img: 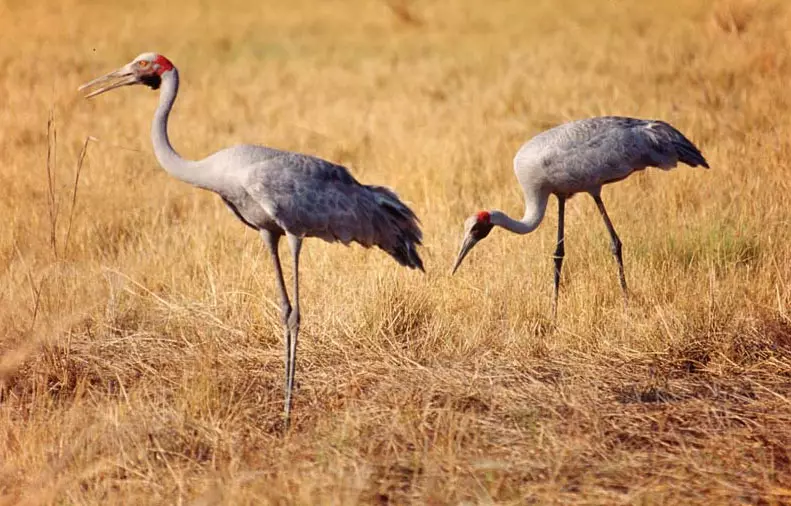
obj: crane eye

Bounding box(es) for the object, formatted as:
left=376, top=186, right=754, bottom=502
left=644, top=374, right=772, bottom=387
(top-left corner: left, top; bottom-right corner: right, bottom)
left=138, top=60, right=149, bottom=68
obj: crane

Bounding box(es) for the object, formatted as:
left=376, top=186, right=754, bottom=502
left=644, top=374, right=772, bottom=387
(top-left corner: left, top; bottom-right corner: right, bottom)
left=79, top=52, right=424, bottom=427
left=451, top=116, right=708, bottom=317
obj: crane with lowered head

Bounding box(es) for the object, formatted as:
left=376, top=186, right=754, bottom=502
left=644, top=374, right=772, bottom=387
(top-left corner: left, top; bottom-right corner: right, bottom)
left=452, top=116, right=708, bottom=317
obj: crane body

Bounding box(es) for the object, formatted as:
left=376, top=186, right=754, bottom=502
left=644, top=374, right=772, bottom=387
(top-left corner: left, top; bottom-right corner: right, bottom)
left=80, top=52, right=423, bottom=427
left=452, top=116, right=708, bottom=316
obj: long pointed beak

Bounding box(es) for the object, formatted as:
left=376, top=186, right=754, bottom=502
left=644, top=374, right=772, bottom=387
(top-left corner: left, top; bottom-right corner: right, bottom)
left=451, top=234, right=478, bottom=275
left=78, top=66, right=137, bottom=98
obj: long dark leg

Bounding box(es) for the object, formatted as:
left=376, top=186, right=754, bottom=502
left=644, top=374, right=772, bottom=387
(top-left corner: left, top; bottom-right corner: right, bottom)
left=284, top=233, right=302, bottom=427
left=552, top=195, right=566, bottom=319
left=592, top=195, right=627, bottom=304
left=261, top=230, right=293, bottom=424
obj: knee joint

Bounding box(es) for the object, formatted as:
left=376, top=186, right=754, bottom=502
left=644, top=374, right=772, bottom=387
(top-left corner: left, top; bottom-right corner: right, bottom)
left=287, top=311, right=300, bottom=331
left=280, top=303, right=292, bottom=325
left=553, top=243, right=565, bottom=259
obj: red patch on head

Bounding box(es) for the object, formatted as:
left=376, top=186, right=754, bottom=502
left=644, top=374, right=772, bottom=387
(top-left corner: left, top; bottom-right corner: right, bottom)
left=153, top=54, right=174, bottom=74
left=476, top=211, right=490, bottom=224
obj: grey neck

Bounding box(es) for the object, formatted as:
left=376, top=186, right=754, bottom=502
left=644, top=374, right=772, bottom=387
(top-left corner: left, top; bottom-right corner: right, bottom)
left=490, top=190, right=549, bottom=235
left=151, top=69, right=220, bottom=191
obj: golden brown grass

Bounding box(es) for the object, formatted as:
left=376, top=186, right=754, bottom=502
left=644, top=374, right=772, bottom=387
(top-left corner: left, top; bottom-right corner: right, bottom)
left=2, top=0, right=791, bottom=503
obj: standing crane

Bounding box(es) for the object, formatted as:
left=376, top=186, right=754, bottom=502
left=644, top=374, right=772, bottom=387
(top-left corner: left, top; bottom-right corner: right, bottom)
left=80, top=52, right=424, bottom=427
left=451, top=116, right=708, bottom=317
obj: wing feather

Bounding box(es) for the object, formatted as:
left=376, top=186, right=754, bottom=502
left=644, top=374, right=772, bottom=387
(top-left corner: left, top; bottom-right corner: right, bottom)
left=244, top=153, right=423, bottom=269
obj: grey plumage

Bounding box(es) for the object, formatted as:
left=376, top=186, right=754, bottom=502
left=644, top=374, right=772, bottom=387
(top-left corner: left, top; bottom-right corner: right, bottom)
left=514, top=116, right=708, bottom=196
left=80, top=52, right=423, bottom=429
left=212, top=146, right=423, bottom=270
left=453, top=115, right=708, bottom=316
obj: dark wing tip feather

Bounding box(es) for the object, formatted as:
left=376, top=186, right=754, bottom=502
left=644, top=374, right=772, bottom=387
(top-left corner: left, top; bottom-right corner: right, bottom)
left=675, top=141, right=709, bottom=168
left=653, top=120, right=710, bottom=169
left=408, top=242, right=425, bottom=272
left=367, top=185, right=424, bottom=271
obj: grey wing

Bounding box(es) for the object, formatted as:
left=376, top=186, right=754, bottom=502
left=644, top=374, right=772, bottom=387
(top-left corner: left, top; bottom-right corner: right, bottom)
left=635, top=119, right=709, bottom=169
left=245, top=154, right=378, bottom=243
left=530, top=117, right=708, bottom=189
left=244, top=153, right=423, bottom=269
left=565, top=118, right=666, bottom=184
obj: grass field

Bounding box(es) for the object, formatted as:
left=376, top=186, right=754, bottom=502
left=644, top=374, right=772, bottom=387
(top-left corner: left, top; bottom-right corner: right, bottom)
left=2, top=0, right=791, bottom=503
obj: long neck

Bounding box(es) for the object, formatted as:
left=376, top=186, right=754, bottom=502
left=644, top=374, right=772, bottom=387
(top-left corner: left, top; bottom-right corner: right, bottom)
left=151, top=69, right=219, bottom=191
left=491, top=189, right=549, bottom=235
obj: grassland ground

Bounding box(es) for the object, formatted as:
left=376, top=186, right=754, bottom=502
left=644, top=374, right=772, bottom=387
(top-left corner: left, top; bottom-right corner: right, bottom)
left=1, top=0, right=791, bottom=503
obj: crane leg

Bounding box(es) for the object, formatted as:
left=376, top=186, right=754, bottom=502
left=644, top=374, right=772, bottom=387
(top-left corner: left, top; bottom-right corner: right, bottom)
left=592, top=195, right=628, bottom=305
left=552, top=196, right=566, bottom=319
left=261, top=230, right=294, bottom=427
left=284, top=233, right=302, bottom=428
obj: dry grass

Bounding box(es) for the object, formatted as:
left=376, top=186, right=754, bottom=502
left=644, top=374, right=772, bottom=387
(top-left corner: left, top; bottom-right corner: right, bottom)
left=1, top=0, right=791, bottom=503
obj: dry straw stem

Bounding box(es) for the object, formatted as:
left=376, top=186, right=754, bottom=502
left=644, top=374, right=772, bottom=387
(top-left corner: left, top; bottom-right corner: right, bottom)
left=63, top=136, right=96, bottom=257
left=45, top=110, right=59, bottom=257
left=1, top=0, right=791, bottom=504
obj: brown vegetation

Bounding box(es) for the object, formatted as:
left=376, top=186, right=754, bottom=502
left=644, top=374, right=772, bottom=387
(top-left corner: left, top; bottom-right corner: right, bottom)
left=1, top=0, right=791, bottom=503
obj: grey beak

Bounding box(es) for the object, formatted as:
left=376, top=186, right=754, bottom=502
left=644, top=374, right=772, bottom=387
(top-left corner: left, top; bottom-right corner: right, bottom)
left=451, top=234, right=478, bottom=275
left=79, top=66, right=137, bottom=98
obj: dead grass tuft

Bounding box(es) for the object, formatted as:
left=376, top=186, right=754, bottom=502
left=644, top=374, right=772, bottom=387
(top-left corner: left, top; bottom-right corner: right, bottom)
left=711, top=0, right=760, bottom=34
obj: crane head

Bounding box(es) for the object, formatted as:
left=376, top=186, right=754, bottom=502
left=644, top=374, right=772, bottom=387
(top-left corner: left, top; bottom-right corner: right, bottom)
left=79, top=52, right=175, bottom=98
left=451, top=211, right=494, bottom=274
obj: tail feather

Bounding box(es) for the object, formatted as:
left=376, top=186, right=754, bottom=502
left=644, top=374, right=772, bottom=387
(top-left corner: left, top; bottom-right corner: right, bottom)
left=653, top=121, right=710, bottom=168
left=675, top=141, right=709, bottom=168
left=366, top=185, right=424, bottom=271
